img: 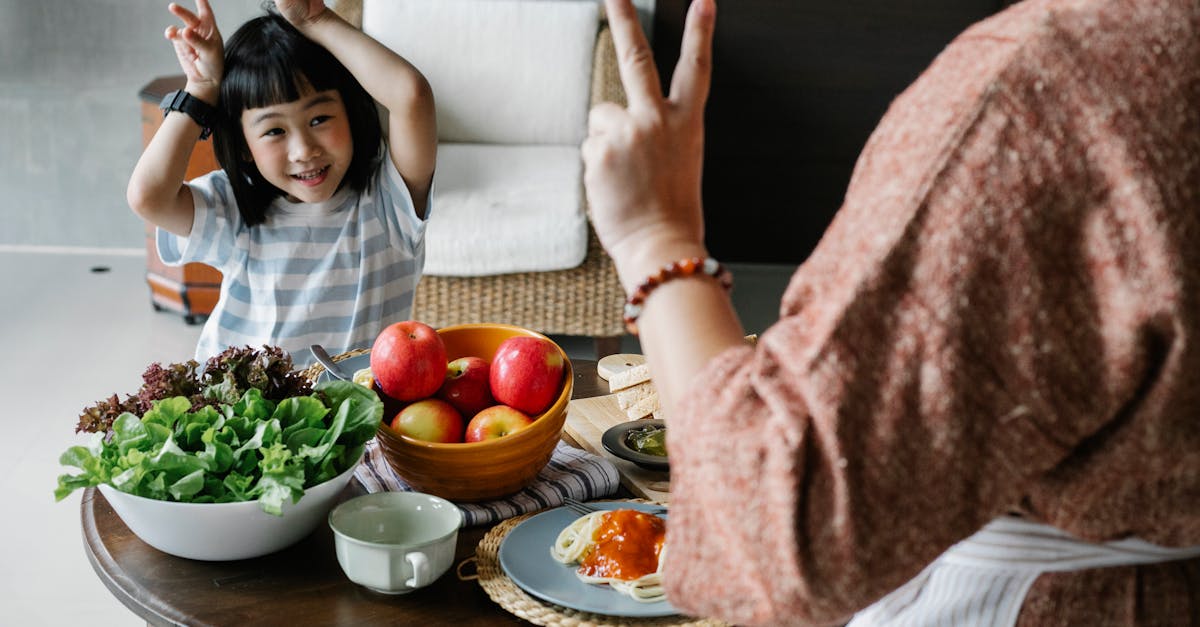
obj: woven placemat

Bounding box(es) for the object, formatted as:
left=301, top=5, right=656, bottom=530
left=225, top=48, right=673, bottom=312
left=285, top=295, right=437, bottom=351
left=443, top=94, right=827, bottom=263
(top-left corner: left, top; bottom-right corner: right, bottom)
left=470, top=505, right=729, bottom=627
left=299, top=347, right=370, bottom=382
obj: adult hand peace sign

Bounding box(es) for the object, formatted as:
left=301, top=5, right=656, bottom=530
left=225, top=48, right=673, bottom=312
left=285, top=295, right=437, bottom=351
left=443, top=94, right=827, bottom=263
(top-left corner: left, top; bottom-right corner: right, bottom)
left=582, top=0, right=717, bottom=286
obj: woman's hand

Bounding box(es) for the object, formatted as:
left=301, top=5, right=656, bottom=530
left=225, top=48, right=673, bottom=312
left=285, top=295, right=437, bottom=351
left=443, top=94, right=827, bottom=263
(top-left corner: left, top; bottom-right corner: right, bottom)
left=582, top=0, right=716, bottom=280
left=582, top=0, right=744, bottom=453
left=274, top=0, right=329, bottom=28
left=165, top=0, right=223, bottom=105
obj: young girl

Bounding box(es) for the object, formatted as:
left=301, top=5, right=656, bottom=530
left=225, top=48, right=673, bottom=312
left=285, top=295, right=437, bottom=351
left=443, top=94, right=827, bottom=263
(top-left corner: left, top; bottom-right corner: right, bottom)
left=128, top=0, right=437, bottom=367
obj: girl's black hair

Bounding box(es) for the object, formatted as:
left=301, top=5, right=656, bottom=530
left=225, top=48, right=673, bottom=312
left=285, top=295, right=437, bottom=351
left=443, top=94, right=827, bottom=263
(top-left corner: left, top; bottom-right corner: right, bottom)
left=212, top=12, right=382, bottom=226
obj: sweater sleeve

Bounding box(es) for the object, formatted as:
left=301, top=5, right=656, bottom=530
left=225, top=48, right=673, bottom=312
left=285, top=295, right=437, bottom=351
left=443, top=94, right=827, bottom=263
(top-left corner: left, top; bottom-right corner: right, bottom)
left=660, top=2, right=1199, bottom=624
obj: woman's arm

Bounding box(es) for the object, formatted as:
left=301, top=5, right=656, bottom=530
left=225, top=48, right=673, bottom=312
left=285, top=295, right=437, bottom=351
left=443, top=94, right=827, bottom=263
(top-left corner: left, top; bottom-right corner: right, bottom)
left=275, top=0, right=437, bottom=216
left=583, top=0, right=1195, bottom=624
left=127, top=0, right=223, bottom=236
left=582, top=0, right=746, bottom=411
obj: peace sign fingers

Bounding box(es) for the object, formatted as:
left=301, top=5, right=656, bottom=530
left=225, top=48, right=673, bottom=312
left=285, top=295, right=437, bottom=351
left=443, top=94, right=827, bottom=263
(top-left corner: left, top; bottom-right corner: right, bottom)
left=168, top=0, right=216, bottom=40
left=668, top=0, right=716, bottom=122
left=605, top=0, right=664, bottom=114
left=163, top=0, right=223, bottom=98
left=192, top=0, right=217, bottom=38
left=583, top=0, right=716, bottom=270
left=167, top=2, right=201, bottom=31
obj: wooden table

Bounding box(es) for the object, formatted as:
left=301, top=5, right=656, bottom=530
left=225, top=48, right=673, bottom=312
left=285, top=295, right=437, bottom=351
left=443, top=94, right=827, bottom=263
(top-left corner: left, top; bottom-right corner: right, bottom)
left=81, top=360, right=613, bottom=626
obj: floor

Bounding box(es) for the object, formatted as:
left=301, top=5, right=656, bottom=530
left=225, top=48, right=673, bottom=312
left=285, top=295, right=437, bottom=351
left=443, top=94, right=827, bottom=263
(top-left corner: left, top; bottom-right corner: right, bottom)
left=0, top=250, right=793, bottom=626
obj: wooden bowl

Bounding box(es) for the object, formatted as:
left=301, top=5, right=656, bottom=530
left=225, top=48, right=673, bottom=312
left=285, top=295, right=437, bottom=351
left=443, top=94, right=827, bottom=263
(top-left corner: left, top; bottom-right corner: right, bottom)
left=374, top=323, right=573, bottom=502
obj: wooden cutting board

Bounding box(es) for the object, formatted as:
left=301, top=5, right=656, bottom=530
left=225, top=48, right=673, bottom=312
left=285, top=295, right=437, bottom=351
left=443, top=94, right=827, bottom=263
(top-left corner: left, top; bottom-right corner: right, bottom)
left=564, top=395, right=670, bottom=503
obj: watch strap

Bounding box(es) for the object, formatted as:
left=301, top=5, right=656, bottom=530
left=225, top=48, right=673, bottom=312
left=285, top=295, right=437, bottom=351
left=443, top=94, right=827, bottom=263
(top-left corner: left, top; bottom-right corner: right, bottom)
left=160, top=90, right=216, bottom=140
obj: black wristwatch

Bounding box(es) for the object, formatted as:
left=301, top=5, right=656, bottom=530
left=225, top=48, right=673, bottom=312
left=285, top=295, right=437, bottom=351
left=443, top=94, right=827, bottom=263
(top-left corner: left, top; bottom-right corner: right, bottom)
left=160, top=90, right=217, bottom=140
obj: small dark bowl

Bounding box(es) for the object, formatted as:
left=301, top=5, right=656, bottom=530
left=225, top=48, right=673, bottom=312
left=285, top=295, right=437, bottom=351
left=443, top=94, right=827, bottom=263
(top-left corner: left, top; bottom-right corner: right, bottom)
left=602, top=419, right=669, bottom=472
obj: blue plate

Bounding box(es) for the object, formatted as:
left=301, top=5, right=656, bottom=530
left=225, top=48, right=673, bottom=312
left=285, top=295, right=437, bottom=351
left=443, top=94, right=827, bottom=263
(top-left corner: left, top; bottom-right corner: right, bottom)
left=499, top=501, right=677, bottom=617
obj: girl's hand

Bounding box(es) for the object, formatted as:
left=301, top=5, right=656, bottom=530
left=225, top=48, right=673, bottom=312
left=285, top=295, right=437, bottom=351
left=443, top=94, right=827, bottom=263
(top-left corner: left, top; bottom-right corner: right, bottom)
left=274, top=0, right=328, bottom=28
left=165, top=0, right=223, bottom=104
left=582, top=0, right=716, bottom=272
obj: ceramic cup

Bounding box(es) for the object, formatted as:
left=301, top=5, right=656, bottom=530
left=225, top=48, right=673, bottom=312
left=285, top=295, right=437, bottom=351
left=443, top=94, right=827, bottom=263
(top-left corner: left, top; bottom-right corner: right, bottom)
left=328, top=492, right=463, bottom=594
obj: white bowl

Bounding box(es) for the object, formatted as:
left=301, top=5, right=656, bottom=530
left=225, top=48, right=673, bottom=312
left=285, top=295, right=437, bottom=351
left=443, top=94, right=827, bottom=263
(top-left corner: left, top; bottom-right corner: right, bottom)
left=98, top=455, right=362, bottom=561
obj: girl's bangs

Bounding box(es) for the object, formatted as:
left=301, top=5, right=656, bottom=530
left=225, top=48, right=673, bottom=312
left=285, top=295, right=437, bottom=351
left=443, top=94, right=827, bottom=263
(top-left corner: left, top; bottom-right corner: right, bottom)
left=229, top=57, right=311, bottom=111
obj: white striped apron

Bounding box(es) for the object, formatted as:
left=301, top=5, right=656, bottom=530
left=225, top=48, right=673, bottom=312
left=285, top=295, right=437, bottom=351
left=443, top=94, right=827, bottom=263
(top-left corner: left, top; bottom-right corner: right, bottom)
left=847, top=516, right=1200, bottom=626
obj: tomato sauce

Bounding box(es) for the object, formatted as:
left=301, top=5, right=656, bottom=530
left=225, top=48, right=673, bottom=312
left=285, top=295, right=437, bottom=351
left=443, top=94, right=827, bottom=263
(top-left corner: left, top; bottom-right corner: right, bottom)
left=578, top=509, right=666, bottom=581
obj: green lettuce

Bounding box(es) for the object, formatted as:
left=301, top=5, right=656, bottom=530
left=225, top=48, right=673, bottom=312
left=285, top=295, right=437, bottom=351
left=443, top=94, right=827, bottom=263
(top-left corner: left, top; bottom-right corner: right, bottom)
left=55, top=380, right=381, bottom=516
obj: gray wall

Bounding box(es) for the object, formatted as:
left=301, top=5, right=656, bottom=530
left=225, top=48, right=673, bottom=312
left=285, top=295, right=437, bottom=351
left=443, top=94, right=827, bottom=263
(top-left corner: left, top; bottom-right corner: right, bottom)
left=0, top=0, right=653, bottom=250
left=0, top=0, right=265, bottom=249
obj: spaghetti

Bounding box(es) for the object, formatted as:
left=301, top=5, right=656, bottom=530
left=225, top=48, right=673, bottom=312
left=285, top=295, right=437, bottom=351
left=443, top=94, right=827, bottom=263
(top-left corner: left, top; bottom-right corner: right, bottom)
left=550, top=509, right=667, bottom=603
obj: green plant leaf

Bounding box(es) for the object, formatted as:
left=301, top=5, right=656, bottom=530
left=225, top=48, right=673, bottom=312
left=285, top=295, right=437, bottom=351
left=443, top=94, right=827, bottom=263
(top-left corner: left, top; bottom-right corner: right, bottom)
left=56, top=349, right=379, bottom=514
left=169, top=469, right=206, bottom=501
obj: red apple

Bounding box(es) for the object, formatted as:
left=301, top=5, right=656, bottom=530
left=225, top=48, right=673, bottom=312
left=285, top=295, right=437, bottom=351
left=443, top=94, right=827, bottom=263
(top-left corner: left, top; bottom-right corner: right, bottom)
left=464, top=405, right=534, bottom=442
left=371, top=321, right=447, bottom=401
left=390, top=398, right=464, bottom=443
left=489, top=336, right=565, bottom=415
left=436, top=356, right=495, bottom=418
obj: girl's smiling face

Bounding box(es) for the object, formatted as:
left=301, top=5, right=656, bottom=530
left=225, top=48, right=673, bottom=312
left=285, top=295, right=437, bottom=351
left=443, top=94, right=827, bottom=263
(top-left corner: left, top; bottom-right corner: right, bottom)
left=241, top=88, right=354, bottom=203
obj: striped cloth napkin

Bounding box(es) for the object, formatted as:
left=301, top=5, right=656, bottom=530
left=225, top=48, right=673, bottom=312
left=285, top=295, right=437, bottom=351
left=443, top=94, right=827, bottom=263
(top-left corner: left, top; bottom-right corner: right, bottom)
left=354, top=439, right=621, bottom=527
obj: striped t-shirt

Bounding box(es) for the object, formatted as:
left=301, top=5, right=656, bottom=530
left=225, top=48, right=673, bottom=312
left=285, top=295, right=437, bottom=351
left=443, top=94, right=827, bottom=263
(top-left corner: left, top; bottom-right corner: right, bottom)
left=158, top=151, right=428, bottom=368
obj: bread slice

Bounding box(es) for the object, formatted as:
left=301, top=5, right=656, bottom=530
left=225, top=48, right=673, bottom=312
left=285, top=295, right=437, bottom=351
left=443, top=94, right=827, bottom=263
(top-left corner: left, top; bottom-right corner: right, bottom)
left=625, top=392, right=661, bottom=420
left=608, top=362, right=652, bottom=392
left=615, top=381, right=656, bottom=410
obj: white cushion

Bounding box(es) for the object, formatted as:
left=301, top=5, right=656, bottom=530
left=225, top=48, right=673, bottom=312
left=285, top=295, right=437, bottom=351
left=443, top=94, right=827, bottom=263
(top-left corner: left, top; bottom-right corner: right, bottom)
left=364, top=0, right=598, bottom=145
left=422, top=144, right=588, bottom=276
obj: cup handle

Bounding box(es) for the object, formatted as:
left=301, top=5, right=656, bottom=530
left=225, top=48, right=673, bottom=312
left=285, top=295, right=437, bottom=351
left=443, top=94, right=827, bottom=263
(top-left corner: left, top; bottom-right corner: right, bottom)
left=406, top=552, right=430, bottom=589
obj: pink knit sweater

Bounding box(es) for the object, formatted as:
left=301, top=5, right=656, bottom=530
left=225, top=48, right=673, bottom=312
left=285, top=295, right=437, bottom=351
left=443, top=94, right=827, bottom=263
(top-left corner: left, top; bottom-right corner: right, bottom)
left=663, top=0, right=1200, bottom=624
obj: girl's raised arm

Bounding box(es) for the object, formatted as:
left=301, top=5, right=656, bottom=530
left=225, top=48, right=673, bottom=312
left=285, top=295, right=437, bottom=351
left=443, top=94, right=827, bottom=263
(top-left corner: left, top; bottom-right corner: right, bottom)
left=276, top=0, right=437, bottom=215
left=127, top=0, right=224, bottom=236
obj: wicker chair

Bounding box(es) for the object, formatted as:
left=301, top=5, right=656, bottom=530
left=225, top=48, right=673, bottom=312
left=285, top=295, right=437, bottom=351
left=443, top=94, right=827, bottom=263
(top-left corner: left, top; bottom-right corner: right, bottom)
left=336, top=0, right=628, bottom=358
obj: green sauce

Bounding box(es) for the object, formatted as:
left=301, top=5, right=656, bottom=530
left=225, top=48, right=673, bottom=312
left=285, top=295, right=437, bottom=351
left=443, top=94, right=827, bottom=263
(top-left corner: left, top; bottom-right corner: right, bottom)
left=625, top=425, right=668, bottom=457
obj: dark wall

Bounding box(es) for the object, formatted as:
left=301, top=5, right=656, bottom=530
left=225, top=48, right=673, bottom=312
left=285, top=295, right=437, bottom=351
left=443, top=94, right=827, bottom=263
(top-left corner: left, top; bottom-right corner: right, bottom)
left=653, top=1, right=1019, bottom=264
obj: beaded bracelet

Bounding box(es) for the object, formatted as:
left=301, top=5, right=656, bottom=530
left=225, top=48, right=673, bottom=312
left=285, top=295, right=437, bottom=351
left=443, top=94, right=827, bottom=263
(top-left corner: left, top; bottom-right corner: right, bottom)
left=623, top=256, right=733, bottom=335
